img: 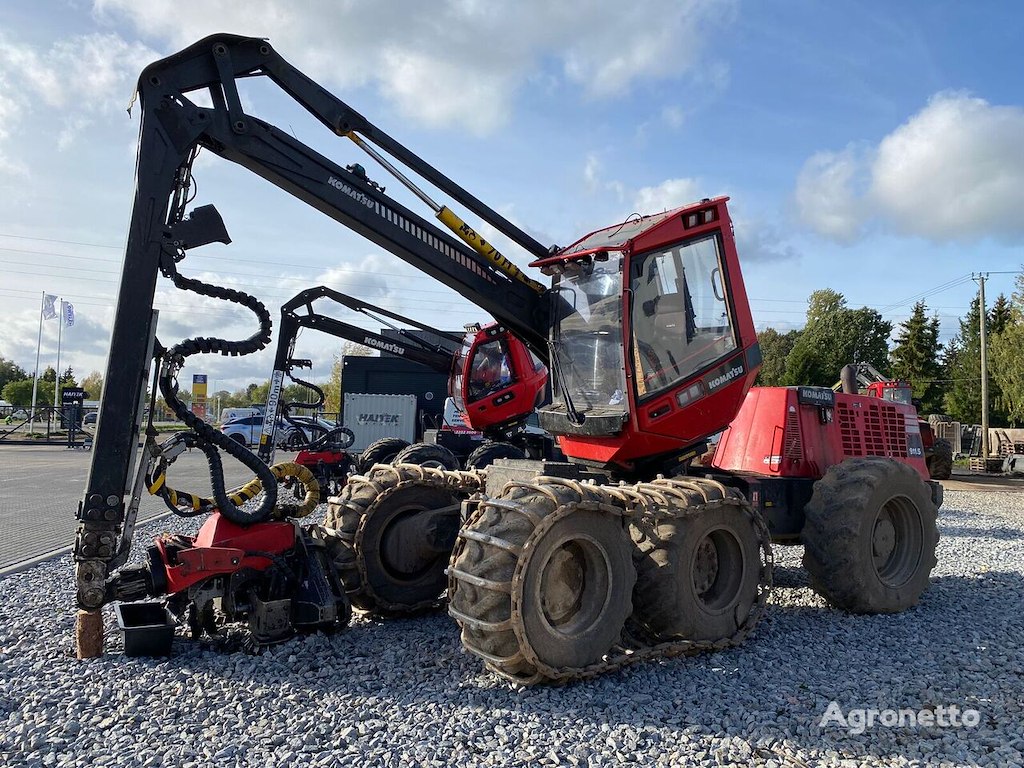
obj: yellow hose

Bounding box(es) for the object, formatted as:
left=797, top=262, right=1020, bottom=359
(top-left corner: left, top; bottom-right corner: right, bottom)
left=147, top=461, right=321, bottom=519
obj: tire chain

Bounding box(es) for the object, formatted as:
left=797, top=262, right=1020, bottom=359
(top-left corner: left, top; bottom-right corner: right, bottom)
left=322, top=463, right=487, bottom=613
left=448, top=475, right=775, bottom=685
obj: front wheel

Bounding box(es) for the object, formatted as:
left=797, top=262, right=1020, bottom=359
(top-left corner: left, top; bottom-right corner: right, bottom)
left=465, top=441, right=526, bottom=470
left=392, top=442, right=461, bottom=471
left=802, top=457, right=938, bottom=614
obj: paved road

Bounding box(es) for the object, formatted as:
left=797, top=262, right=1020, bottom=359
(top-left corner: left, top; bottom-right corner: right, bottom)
left=0, top=444, right=262, bottom=572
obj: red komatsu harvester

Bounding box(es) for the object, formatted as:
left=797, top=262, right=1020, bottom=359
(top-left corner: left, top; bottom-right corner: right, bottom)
left=77, top=34, right=942, bottom=686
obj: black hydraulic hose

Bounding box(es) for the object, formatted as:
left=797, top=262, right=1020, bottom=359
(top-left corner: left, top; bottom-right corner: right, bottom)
left=158, top=254, right=279, bottom=525
left=284, top=372, right=325, bottom=412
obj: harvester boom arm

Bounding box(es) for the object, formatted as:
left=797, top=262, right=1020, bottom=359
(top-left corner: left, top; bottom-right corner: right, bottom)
left=74, top=34, right=550, bottom=611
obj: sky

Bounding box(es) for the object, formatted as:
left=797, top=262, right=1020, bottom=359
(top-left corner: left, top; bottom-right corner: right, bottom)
left=0, top=0, right=1022, bottom=394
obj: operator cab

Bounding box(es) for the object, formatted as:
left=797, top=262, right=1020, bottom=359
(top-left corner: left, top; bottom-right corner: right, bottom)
left=865, top=380, right=913, bottom=405
left=451, top=324, right=548, bottom=432
left=533, top=197, right=760, bottom=471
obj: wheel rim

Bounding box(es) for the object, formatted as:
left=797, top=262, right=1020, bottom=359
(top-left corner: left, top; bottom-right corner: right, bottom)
left=872, top=496, right=923, bottom=587
left=690, top=527, right=744, bottom=612
left=537, top=535, right=611, bottom=636
left=379, top=505, right=458, bottom=581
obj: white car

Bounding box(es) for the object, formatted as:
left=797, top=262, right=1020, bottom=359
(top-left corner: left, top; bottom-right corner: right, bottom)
left=220, top=415, right=301, bottom=447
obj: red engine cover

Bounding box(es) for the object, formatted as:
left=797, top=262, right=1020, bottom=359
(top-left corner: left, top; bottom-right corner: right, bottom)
left=712, top=386, right=930, bottom=481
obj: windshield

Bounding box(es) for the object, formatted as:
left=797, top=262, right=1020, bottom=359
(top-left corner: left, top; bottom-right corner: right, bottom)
left=884, top=386, right=913, bottom=405
left=550, top=255, right=627, bottom=414
left=630, top=234, right=737, bottom=398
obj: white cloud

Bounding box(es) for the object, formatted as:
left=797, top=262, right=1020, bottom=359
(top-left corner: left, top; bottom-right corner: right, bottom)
left=794, top=146, right=868, bottom=242
left=661, top=105, right=685, bottom=129
left=795, top=92, right=1024, bottom=243
left=633, top=177, right=703, bottom=214
left=732, top=218, right=798, bottom=264
left=92, top=0, right=735, bottom=134
left=0, top=32, right=158, bottom=153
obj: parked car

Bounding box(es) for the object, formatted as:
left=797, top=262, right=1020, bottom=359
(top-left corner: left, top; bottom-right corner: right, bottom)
left=286, top=415, right=338, bottom=441
left=220, top=415, right=302, bottom=447
left=83, top=411, right=98, bottom=425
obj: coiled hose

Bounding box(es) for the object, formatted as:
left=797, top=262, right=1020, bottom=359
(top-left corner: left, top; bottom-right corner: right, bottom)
left=155, top=254, right=279, bottom=525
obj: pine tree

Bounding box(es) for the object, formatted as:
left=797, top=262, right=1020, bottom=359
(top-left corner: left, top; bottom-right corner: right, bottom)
left=986, top=294, right=1011, bottom=423
left=990, top=294, right=1012, bottom=335
left=889, top=301, right=943, bottom=412
left=943, top=294, right=982, bottom=423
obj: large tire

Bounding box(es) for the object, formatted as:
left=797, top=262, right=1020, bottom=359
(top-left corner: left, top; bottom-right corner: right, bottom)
left=927, top=438, right=953, bottom=480
left=631, top=491, right=762, bottom=641
left=449, top=482, right=635, bottom=684
left=465, top=441, right=527, bottom=470
left=802, top=457, right=938, bottom=614
left=357, top=438, right=410, bottom=473
left=356, top=483, right=461, bottom=612
left=393, top=442, right=461, bottom=471
left=323, top=475, right=460, bottom=614
left=323, top=467, right=463, bottom=613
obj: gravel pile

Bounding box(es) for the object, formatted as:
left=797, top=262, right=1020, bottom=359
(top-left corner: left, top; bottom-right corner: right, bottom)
left=1, top=489, right=1022, bottom=767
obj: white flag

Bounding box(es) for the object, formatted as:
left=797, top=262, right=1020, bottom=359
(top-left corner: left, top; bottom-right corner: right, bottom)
left=63, top=301, right=75, bottom=327
left=42, top=294, right=58, bottom=320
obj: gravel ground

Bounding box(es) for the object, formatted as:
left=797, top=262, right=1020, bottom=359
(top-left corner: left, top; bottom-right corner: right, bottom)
left=1, top=489, right=1022, bottom=768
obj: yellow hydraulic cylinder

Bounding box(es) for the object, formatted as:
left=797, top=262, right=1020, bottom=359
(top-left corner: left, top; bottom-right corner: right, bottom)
left=435, top=206, right=545, bottom=293
left=346, top=132, right=545, bottom=294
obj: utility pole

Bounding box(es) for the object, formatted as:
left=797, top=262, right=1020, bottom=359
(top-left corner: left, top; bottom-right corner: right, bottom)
left=974, top=273, right=989, bottom=458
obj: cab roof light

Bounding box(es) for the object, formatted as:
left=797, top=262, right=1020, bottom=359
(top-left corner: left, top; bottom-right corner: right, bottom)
left=683, top=207, right=717, bottom=229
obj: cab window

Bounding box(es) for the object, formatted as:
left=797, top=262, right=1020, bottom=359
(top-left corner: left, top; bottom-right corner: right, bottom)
left=468, top=340, right=515, bottom=401
left=630, top=234, right=737, bottom=398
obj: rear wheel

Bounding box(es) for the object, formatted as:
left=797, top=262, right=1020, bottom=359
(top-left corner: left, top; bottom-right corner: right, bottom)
left=927, top=438, right=953, bottom=480
left=392, top=442, right=461, bottom=471
left=631, top=498, right=762, bottom=641
left=465, top=441, right=526, bottom=470
left=802, top=457, right=938, bottom=613
left=357, top=438, right=410, bottom=473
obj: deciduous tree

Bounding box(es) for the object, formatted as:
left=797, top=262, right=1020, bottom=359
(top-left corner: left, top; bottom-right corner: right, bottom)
left=755, top=328, right=801, bottom=387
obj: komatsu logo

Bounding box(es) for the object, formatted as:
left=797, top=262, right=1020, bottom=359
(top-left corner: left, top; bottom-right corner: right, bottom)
left=363, top=337, right=405, bottom=355
left=327, top=176, right=374, bottom=208
left=706, top=363, right=744, bottom=392
left=358, top=413, right=400, bottom=424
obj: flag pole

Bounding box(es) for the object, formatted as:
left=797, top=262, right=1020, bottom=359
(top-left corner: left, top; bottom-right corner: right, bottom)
left=54, top=300, right=64, bottom=411
left=29, top=291, right=44, bottom=434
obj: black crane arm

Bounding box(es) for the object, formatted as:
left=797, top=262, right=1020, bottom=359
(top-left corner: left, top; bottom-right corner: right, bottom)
left=255, top=286, right=464, bottom=463
left=141, top=34, right=549, bottom=347
left=279, top=286, right=463, bottom=375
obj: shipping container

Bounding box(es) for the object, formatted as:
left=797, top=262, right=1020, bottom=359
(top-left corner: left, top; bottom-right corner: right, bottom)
left=343, top=393, right=418, bottom=451
left=341, top=356, right=448, bottom=430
